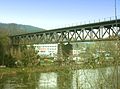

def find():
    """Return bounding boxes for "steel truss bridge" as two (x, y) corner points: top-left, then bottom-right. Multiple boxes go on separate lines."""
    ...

(10, 19), (120, 45)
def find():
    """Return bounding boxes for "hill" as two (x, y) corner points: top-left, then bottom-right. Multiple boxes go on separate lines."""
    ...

(0, 23), (45, 35)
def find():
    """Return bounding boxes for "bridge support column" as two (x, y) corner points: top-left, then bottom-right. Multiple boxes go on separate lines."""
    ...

(57, 42), (73, 65)
(57, 42), (64, 65)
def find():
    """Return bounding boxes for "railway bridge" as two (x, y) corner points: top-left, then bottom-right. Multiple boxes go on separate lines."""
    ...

(10, 19), (120, 45)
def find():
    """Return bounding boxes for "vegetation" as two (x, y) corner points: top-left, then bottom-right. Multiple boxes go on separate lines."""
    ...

(14, 45), (39, 67)
(0, 22), (45, 67)
(0, 33), (119, 89)
(0, 30), (16, 67)
(73, 40), (120, 65)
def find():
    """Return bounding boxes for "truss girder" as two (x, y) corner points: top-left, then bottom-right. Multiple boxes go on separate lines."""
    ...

(10, 19), (120, 45)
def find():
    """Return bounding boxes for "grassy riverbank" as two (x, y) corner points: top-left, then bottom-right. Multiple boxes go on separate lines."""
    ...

(0, 62), (119, 76)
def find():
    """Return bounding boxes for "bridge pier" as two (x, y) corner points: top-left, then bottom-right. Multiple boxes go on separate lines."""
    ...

(57, 42), (64, 65)
(57, 42), (73, 65)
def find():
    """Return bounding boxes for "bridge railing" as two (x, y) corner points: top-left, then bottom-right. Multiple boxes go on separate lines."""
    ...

(93, 15), (120, 23)
(54, 15), (120, 29)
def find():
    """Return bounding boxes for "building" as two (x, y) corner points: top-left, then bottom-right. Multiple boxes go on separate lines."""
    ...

(34, 44), (58, 57)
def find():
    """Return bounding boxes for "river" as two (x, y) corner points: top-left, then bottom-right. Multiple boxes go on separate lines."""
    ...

(0, 66), (120, 89)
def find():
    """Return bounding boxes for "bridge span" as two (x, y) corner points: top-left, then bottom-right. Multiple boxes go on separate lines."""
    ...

(10, 19), (120, 45)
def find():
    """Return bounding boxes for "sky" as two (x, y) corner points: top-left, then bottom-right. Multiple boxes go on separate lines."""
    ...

(0, 0), (120, 29)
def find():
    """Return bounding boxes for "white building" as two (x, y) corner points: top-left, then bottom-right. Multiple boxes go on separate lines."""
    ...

(34, 44), (58, 57)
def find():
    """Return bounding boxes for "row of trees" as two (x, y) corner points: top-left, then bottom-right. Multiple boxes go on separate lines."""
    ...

(74, 40), (120, 64)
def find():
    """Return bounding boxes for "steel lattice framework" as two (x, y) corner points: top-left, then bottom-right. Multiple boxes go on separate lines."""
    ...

(10, 19), (120, 45)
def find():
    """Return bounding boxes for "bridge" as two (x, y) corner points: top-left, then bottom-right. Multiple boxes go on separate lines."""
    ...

(10, 19), (120, 45)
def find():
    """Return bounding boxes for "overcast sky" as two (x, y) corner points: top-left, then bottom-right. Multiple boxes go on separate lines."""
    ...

(0, 0), (120, 29)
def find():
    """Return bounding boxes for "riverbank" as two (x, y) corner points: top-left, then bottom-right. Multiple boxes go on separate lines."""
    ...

(0, 63), (119, 76)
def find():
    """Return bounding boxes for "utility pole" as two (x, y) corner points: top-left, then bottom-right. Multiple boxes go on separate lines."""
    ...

(115, 0), (117, 20)
(114, 0), (119, 89)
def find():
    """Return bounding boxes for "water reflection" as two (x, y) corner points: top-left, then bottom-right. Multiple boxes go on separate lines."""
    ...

(0, 66), (120, 89)
(37, 72), (57, 89)
(57, 69), (73, 89)
(73, 66), (120, 89)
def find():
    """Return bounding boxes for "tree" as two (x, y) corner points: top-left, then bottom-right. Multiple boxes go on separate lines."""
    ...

(0, 30), (15, 67)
